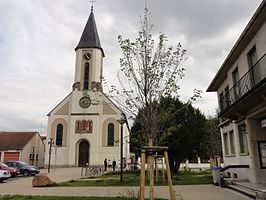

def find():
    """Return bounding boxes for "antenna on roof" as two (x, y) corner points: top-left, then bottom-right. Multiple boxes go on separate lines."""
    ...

(90, 0), (96, 11)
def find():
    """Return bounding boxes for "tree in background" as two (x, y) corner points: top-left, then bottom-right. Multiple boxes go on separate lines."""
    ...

(130, 97), (221, 172)
(201, 115), (222, 158)
(106, 7), (201, 146)
(159, 97), (206, 172)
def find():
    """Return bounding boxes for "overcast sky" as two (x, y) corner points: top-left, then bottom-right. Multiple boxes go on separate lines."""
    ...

(0, 0), (262, 134)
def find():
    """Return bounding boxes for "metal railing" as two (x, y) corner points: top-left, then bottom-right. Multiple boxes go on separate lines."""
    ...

(220, 164), (249, 172)
(219, 53), (266, 113)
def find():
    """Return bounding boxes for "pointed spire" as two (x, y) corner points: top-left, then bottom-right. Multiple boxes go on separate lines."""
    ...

(75, 9), (104, 56)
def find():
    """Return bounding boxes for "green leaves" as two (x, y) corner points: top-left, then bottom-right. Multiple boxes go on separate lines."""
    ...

(130, 97), (220, 172)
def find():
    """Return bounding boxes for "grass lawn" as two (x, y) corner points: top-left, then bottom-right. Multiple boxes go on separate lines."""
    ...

(172, 170), (213, 185)
(0, 196), (165, 200)
(56, 170), (212, 187)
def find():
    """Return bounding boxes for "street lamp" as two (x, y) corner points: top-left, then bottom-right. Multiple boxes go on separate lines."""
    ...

(48, 137), (54, 173)
(117, 115), (126, 182)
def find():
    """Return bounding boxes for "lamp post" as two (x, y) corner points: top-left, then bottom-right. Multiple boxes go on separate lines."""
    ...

(48, 137), (54, 173)
(117, 115), (126, 182)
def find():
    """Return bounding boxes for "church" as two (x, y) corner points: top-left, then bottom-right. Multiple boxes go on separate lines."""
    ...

(45, 7), (130, 167)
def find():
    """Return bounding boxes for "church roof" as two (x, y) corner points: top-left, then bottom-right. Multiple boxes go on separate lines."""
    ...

(75, 10), (105, 56)
(0, 132), (36, 150)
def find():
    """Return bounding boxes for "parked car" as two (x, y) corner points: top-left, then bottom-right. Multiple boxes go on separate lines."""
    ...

(0, 162), (20, 177)
(3, 161), (40, 176)
(0, 170), (11, 182)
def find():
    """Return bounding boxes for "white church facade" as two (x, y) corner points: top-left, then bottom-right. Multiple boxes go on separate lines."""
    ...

(45, 8), (130, 167)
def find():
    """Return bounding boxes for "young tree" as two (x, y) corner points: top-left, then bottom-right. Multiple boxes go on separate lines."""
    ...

(107, 7), (201, 146)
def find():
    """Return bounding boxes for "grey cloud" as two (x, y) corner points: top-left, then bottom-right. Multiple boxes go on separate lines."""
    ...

(0, 0), (263, 133)
(148, 0), (260, 38)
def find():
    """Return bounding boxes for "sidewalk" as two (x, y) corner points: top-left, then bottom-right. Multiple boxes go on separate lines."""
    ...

(0, 168), (252, 200)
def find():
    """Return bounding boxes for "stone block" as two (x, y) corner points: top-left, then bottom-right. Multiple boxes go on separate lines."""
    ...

(32, 174), (55, 187)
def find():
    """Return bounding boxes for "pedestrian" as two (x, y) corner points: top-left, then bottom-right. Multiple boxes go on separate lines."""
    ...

(112, 159), (116, 171)
(104, 158), (107, 172)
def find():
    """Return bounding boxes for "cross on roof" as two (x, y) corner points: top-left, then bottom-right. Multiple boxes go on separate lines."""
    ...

(90, 0), (96, 11)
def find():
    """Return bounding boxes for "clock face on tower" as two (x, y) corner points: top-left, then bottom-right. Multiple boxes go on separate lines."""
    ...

(79, 96), (91, 108)
(83, 52), (91, 60)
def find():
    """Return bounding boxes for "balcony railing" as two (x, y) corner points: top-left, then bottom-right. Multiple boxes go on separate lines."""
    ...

(219, 53), (266, 114)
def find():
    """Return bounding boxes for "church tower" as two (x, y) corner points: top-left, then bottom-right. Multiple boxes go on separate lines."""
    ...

(73, 7), (104, 92)
(45, 7), (130, 168)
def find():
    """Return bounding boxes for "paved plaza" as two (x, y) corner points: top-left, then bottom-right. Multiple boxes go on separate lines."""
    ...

(0, 168), (252, 200)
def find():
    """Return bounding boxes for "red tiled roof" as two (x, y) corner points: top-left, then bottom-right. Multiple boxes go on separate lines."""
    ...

(0, 132), (36, 150)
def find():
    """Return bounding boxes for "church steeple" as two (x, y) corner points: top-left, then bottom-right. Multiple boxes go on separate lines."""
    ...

(73, 7), (104, 92)
(75, 9), (104, 57)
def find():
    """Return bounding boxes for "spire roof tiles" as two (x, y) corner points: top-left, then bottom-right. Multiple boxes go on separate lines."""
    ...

(75, 10), (104, 56)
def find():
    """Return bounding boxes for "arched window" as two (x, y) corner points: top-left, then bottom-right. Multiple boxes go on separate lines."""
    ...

(84, 63), (89, 90)
(56, 124), (63, 146)
(107, 123), (114, 146)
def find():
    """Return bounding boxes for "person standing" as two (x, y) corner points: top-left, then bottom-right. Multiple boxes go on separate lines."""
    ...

(104, 158), (107, 172)
(112, 159), (116, 171)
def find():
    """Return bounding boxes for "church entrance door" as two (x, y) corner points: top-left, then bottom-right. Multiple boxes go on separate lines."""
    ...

(78, 140), (89, 167)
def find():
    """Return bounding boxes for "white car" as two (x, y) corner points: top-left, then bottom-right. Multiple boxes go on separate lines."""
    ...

(0, 170), (11, 182)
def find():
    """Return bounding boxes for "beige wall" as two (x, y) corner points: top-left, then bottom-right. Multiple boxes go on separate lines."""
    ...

(246, 118), (266, 183)
(75, 48), (103, 90)
(21, 133), (45, 168)
(221, 121), (252, 180)
(45, 90), (130, 167)
(45, 100), (71, 167)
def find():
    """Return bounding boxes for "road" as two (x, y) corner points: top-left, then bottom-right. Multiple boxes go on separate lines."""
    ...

(0, 168), (252, 200)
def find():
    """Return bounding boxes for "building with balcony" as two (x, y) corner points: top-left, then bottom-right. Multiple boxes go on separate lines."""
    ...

(207, 0), (266, 184)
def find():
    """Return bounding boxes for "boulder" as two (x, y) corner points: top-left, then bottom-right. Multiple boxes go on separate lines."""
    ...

(32, 174), (55, 187)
